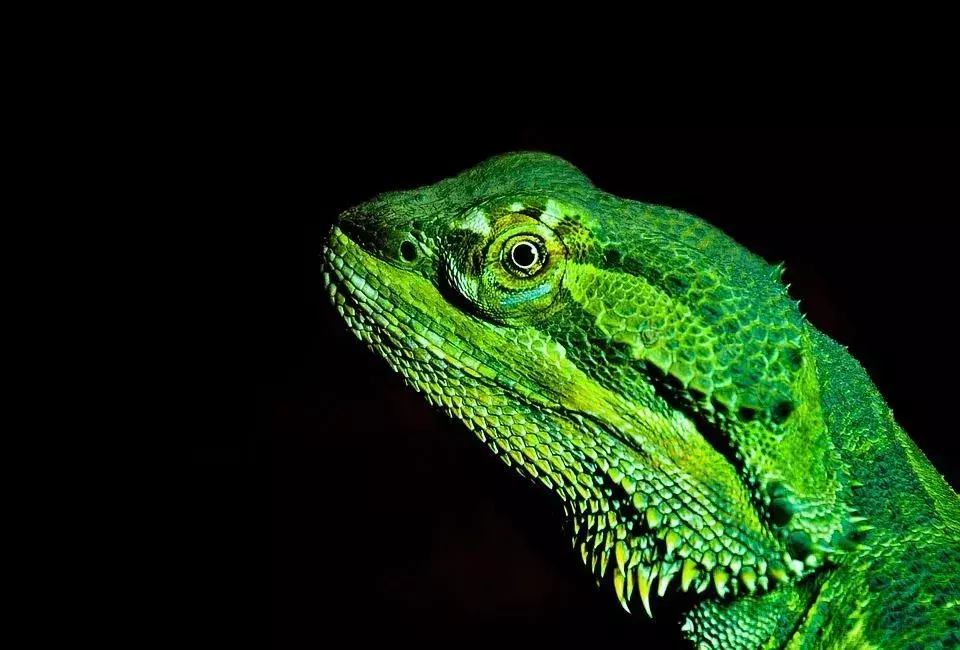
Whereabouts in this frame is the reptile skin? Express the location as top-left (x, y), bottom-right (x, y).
top-left (322, 152), bottom-right (959, 648)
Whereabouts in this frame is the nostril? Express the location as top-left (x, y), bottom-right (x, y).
top-left (400, 240), bottom-right (418, 262)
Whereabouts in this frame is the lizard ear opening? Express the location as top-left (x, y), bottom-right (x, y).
top-left (399, 239), bottom-right (418, 262)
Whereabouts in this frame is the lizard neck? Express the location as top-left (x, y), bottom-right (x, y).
top-left (784, 326), bottom-right (960, 648)
top-left (808, 324), bottom-right (959, 539)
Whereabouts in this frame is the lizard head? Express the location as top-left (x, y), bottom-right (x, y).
top-left (323, 152), bottom-right (854, 621)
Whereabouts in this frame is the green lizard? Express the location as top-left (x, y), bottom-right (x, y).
top-left (322, 152), bottom-right (959, 648)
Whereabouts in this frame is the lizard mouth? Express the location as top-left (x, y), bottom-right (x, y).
top-left (324, 225), bottom-right (800, 619)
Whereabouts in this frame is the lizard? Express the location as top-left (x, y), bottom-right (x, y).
top-left (321, 151), bottom-right (960, 648)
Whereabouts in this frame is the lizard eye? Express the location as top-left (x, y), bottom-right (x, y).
top-left (503, 236), bottom-right (546, 276)
top-left (511, 241), bottom-right (538, 268)
top-left (443, 199), bottom-right (569, 326)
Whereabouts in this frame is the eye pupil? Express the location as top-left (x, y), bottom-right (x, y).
top-left (511, 242), bottom-right (539, 269)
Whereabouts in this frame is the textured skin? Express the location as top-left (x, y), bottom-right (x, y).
top-left (322, 152), bottom-right (960, 648)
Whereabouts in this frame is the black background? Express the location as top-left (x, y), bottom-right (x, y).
top-left (192, 129), bottom-right (959, 647)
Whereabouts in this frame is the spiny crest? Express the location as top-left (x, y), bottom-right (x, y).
top-left (562, 496), bottom-right (801, 619)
